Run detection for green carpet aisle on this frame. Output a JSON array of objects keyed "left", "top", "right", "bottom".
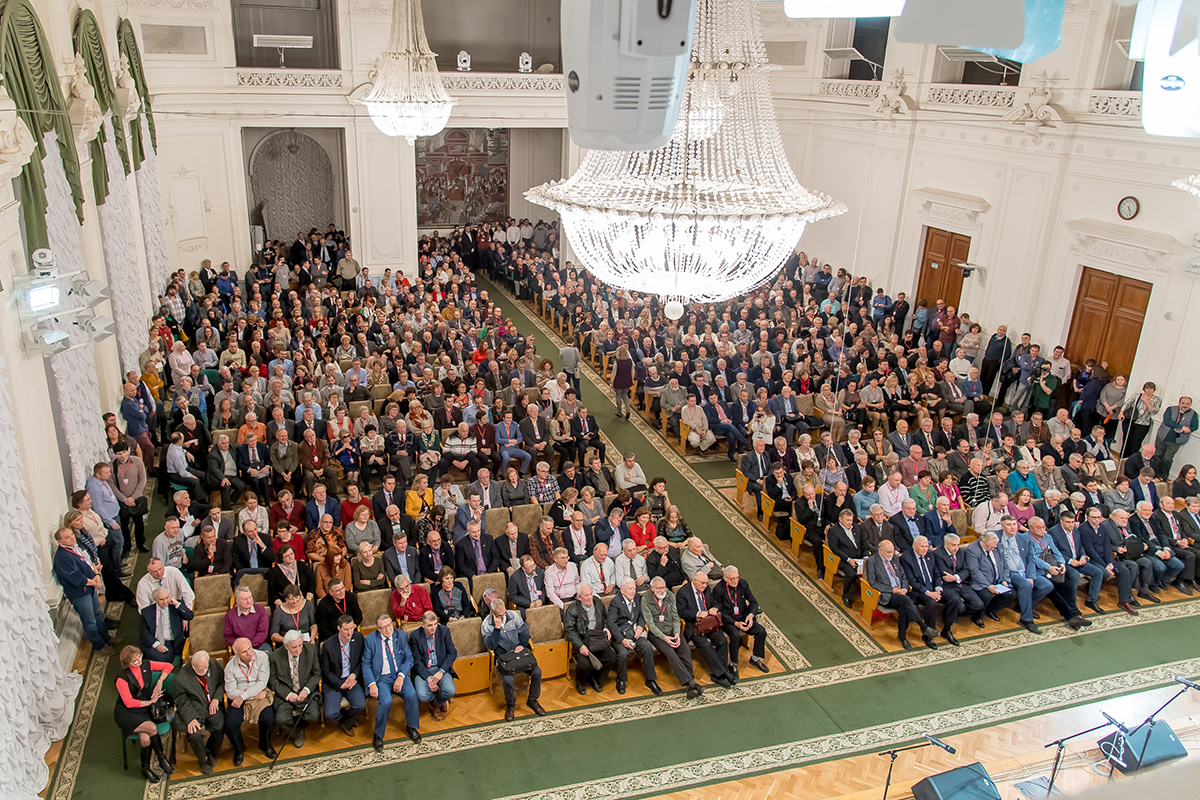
[{"left": 42, "top": 278, "right": 1200, "bottom": 800}]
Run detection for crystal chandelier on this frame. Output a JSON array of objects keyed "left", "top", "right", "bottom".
[
  {"left": 527, "top": 0, "right": 845, "bottom": 314},
  {"left": 361, "top": 0, "right": 455, "bottom": 142},
  {"left": 1173, "top": 174, "right": 1200, "bottom": 197}
]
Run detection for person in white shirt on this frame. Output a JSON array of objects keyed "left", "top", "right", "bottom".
[
  {"left": 948, "top": 348, "right": 973, "bottom": 381},
  {"left": 878, "top": 472, "right": 908, "bottom": 516},
  {"left": 544, "top": 548, "right": 581, "bottom": 608},
  {"left": 545, "top": 373, "right": 569, "bottom": 405},
  {"left": 136, "top": 558, "right": 196, "bottom": 610},
  {"left": 615, "top": 452, "right": 648, "bottom": 492},
  {"left": 613, "top": 539, "right": 648, "bottom": 588},
  {"left": 972, "top": 493, "right": 1009, "bottom": 535},
  {"left": 579, "top": 542, "right": 616, "bottom": 595}
]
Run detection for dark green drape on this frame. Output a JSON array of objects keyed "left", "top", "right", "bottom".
[
  {"left": 117, "top": 18, "right": 155, "bottom": 172},
  {"left": 74, "top": 8, "right": 129, "bottom": 206},
  {"left": 0, "top": 0, "right": 85, "bottom": 251}
]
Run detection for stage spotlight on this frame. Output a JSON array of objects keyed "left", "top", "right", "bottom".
[
  {"left": 27, "top": 323, "right": 70, "bottom": 356},
  {"left": 70, "top": 278, "right": 110, "bottom": 307},
  {"left": 77, "top": 314, "right": 115, "bottom": 342}
]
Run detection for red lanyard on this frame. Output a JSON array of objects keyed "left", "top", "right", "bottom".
[
  {"left": 725, "top": 582, "right": 738, "bottom": 606},
  {"left": 197, "top": 673, "right": 210, "bottom": 702},
  {"left": 334, "top": 597, "right": 346, "bottom": 616}
]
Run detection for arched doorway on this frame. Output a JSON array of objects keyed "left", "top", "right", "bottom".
[{"left": 249, "top": 129, "right": 335, "bottom": 240}]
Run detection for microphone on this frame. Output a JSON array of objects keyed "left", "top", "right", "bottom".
[
  {"left": 1174, "top": 675, "right": 1200, "bottom": 691},
  {"left": 1101, "top": 711, "right": 1130, "bottom": 736},
  {"left": 923, "top": 733, "right": 956, "bottom": 754}
]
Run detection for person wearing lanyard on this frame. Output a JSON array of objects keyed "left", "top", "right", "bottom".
[
  {"left": 319, "top": 615, "right": 366, "bottom": 737},
  {"left": 174, "top": 649, "right": 225, "bottom": 774},
  {"left": 711, "top": 566, "right": 770, "bottom": 675},
  {"left": 409, "top": 611, "right": 457, "bottom": 721},
  {"left": 1027, "top": 517, "right": 1091, "bottom": 630},
  {"left": 864, "top": 540, "right": 938, "bottom": 651},
  {"left": 363, "top": 613, "right": 421, "bottom": 751},
  {"left": 641, "top": 577, "right": 704, "bottom": 699},
  {"left": 51, "top": 526, "right": 113, "bottom": 654},
  {"left": 677, "top": 571, "right": 735, "bottom": 687}
]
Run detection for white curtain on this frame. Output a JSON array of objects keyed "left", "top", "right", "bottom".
[
  {"left": 134, "top": 117, "right": 169, "bottom": 307},
  {"left": 0, "top": 351, "right": 83, "bottom": 798},
  {"left": 98, "top": 118, "right": 148, "bottom": 374},
  {"left": 42, "top": 131, "right": 109, "bottom": 490}
]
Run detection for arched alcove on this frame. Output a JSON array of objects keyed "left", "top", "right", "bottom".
[{"left": 248, "top": 128, "right": 336, "bottom": 240}]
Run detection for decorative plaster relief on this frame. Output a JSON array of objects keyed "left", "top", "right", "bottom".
[
  {"left": 67, "top": 55, "right": 103, "bottom": 147},
  {"left": 441, "top": 73, "right": 564, "bottom": 93},
  {"left": 1087, "top": 93, "right": 1143, "bottom": 117},
  {"left": 914, "top": 187, "right": 991, "bottom": 228},
  {"left": 926, "top": 86, "right": 1016, "bottom": 108},
  {"left": 236, "top": 70, "right": 345, "bottom": 89},
  {"left": 167, "top": 164, "right": 211, "bottom": 254},
  {"left": 0, "top": 77, "right": 35, "bottom": 182},
  {"left": 130, "top": 0, "right": 214, "bottom": 7},
  {"left": 1066, "top": 218, "right": 1180, "bottom": 274},
  {"left": 819, "top": 80, "right": 879, "bottom": 101}
]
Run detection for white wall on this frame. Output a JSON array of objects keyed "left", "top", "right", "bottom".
[{"left": 508, "top": 128, "right": 564, "bottom": 223}]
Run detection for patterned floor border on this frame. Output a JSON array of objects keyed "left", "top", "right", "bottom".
[
  {"left": 491, "top": 284, "right": 881, "bottom": 657},
  {"left": 490, "top": 656, "right": 1200, "bottom": 800},
  {"left": 159, "top": 608, "right": 1200, "bottom": 799}
]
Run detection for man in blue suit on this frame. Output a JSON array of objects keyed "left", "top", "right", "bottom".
[
  {"left": 1026, "top": 517, "right": 1090, "bottom": 630},
  {"left": 1049, "top": 510, "right": 1108, "bottom": 616},
  {"left": 408, "top": 611, "right": 457, "bottom": 720},
  {"left": 964, "top": 530, "right": 1027, "bottom": 629},
  {"left": 304, "top": 484, "right": 340, "bottom": 531},
  {"left": 139, "top": 586, "right": 194, "bottom": 663},
  {"left": 920, "top": 497, "right": 957, "bottom": 549},
  {"left": 704, "top": 391, "right": 747, "bottom": 462},
  {"left": 768, "top": 385, "right": 809, "bottom": 443},
  {"left": 593, "top": 506, "right": 629, "bottom": 550},
  {"left": 996, "top": 517, "right": 1049, "bottom": 634},
  {"left": 363, "top": 613, "right": 421, "bottom": 751}
]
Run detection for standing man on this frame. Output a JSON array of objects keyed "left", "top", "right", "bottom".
[
  {"left": 1155, "top": 397, "right": 1197, "bottom": 480},
  {"left": 52, "top": 526, "right": 113, "bottom": 655}
]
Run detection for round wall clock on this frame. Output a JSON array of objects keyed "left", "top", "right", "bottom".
[{"left": 1118, "top": 196, "right": 1140, "bottom": 220}]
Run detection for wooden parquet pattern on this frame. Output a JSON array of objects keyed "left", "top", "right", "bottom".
[
  {"left": 651, "top": 685, "right": 1200, "bottom": 800},
  {"left": 167, "top": 644, "right": 785, "bottom": 778},
  {"left": 715, "top": 486, "right": 1195, "bottom": 652}
]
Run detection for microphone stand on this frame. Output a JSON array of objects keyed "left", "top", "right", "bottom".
[
  {"left": 878, "top": 740, "right": 935, "bottom": 800},
  {"left": 1043, "top": 721, "right": 1114, "bottom": 796},
  {"left": 1128, "top": 685, "right": 1189, "bottom": 775}
]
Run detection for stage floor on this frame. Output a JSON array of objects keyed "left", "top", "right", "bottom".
[{"left": 649, "top": 683, "right": 1200, "bottom": 800}]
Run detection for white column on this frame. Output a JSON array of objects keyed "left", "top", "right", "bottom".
[{"left": 353, "top": 123, "right": 418, "bottom": 279}]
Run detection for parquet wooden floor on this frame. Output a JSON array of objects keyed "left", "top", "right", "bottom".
[
  {"left": 168, "top": 642, "right": 786, "bottom": 778},
  {"left": 651, "top": 684, "right": 1200, "bottom": 800},
  {"left": 715, "top": 486, "right": 1191, "bottom": 652}
]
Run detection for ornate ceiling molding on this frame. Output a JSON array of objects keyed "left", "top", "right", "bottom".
[
  {"left": 441, "top": 73, "right": 564, "bottom": 93},
  {"left": 129, "top": 0, "right": 215, "bottom": 8},
  {"left": 349, "top": 0, "right": 392, "bottom": 13},
  {"left": 914, "top": 187, "right": 991, "bottom": 228},
  {"left": 1066, "top": 218, "right": 1180, "bottom": 274},
  {"left": 236, "top": 70, "right": 345, "bottom": 89}
]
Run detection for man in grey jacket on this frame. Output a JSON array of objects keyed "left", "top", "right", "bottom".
[{"left": 865, "top": 539, "right": 938, "bottom": 650}]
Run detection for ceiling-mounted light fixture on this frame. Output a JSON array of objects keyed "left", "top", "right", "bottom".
[{"left": 360, "top": 0, "right": 456, "bottom": 142}]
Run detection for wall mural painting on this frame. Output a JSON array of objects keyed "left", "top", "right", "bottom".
[{"left": 416, "top": 128, "right": 508, "bottom": 227}]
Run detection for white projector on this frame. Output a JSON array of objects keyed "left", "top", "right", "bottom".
[{"left": 562, "top": 0, "right": 698, "bottom": 151}]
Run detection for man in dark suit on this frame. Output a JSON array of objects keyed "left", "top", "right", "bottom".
[
  {"left": 519, "top": 404, "right": 553, "bottom": 465},
  {"left": 964, "top": 531, "right": 1024, "bottom": 625},
  {"left": 235, "top": 433, "right": 271, "bottom": 501},
  {"left": 1032, "top": 489, "right": 1065, "bottom": 529},
  {"left": 270, "top": 428, "right": 300, "bottom": 495},
  {"left": 139, "top": 587, "right": 194, "bottom": 663},
  {"left": 823, "top": 482, "right": 856, "bottom": 526},
  {"left": 267, "top": 632, "right": 321, "bottom": 748},
  {"left": 455, "top": 521, "right": 499, "bottom": 581},
  {"left": 710, "top": 566, "right": 769, "bottom": 675},
  {"left": 372, "top": 475, "right": 403, "bottom": 523},
  {"left": 192, "top": 524, "right": 234, "bottom": 577},
  {"left": 645, "top": 537, "right": 686, "bottom": 588},
  {"left": 319, "top": 615, "right": 367, "bottom": 735},
  {"left": 419, "top": 529, "right": 456, "bottom": 582},
  {"left": 493, "top": 522, "right": 532, "bottom": 576},
  {"left": 571, "top": 407, "right": 606, "bottom": 464},
  {"left": 468, "top": 470, "right": 504, "bottom": 508},
  {"left": 383, "top": 531, "right": 421, "bottom": 585},
  {"left": 739, "top": 439, "right": 771, "bottom": 519},
  {"left": 231, "top": 521, "right": 275, "bottom": 579},
  {"left": 408, "top": 611, "right": 458, "bottom": 719},
  {"left": 933, "top": 534, "right": 982, "bottom": 631},
  {"left": 865, "top": 539, "right": 938, "bottom": 650},
  {"left": 888, "top": 501, "right": 923, "bottom": 553},
  {"left": 1151, "top": 497, "right": 1199, "bottom": 593},
  {"left": 901, "top": 535, "right": 961, "bottom": 646},
  {"left": 315, "top": 580, "right": 362, "bottom": 641},
  {"left": 767, "top": 436, "right": 801, "bottom": 473},
  {"left": 827, "top": 509, "right": 869, "bottom": 607},
  {"left": 606, "top": 580, "right": 662, "bottom": 694},
  {"left": 1048, "top": 511, "right": 1109, "bottom": 615},
  {"left": 1085, "top": 509, "right": 1137, "bottom": 615},
  {"left": 856, "top": 505, "right": 893, "bottom": 554},
  {"left": 207, "top": 435, "right": 246, "bottom": 510},
  {"left": 675, "top": 570, "right": 734, "bottom": 686},
  {"left": 764, "top": 463, "right": 795, "bottom": 541},
  {"left": 507, "top": 555, "right": 547, "bottom": 613},
  {"left": 173, "top": 649, "right": 225, "bottom": 774},
  {"left": 921, "top": 498, "right": 957, "bottom": 549}
]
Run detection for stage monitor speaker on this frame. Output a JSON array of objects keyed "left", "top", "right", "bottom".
[
  {"left": 1098, "top": 722, "right": 1188, "bottom": 774},
  {"left": 911, "top": 762, "right": 1002, "bottom": 800}
]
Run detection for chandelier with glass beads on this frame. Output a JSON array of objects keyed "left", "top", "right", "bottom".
[
  {"left": 1174, "top": 174, "right": 1200, "bottom": 197},
  {"left": 361, "top": 0, "right": 455, "bottom": 142},
  {"left": 526, "top": 0, "right": 845, "bottom": 317}
]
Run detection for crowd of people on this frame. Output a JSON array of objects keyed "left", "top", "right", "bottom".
[
  {"left": 53, "top": 221, "right": 780, "bottom": 784},
  {"left": 509, "top": 245, "right": 1200, "bottom": 653}
]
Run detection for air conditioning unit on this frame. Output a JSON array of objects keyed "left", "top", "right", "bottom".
[{"left": 253, "top": 34, "right": 314, "bottom": 68}]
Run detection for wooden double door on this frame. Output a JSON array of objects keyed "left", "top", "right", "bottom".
[
  {"left": 1065, "top": 267, "right": 1151, "bottom": 378},
  {"left": 915, "top": 227, "right": 970, "bottom": 310}
]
